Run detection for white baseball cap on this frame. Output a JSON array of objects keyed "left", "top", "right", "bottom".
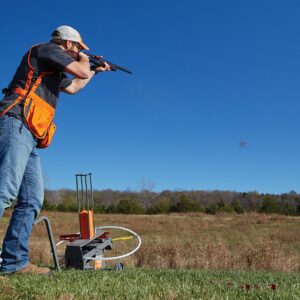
[{"left": 52, "top": 25, "right": 89, "bottom": 50}]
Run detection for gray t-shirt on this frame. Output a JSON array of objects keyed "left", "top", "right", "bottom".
[{"left": 0, "top": 42, "right": 75, "bottom": 119}]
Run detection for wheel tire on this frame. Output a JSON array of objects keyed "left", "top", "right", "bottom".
[{"left": 115, "top": 262, "right": 124, "bottom": 271}]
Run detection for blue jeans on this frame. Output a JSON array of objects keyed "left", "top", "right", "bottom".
[{"left": 0, "top": 115, "right": 44, "bottom": 273}]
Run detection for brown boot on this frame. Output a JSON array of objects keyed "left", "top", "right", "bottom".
[{"left": 13, "top": 263, "right": 50, "bottom": 275}]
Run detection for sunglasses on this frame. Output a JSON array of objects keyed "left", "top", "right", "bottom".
[{"left": 72, "top": 41, "right": 83, "bottom": 50}]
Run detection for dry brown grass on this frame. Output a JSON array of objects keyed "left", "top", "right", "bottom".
[{"left": 0, "top": 212, "right": 299, "bottom": 272}]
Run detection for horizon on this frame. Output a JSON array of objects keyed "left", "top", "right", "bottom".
[{"left": 44, "top": 184, "right": 299, "bottom": 196}]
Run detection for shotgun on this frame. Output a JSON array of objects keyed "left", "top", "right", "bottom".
[{"left": 86, "top": 53, "right": 132, "bottom": 75}]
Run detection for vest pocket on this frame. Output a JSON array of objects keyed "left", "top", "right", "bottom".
[
  {"left": 36, "top": 122, "right": 56, "bottom": 149},
  {"left": 23, "top": 91, "right": 55, "bottom": 139}
]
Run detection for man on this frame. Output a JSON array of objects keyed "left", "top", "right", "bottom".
[{"left": 0, "top": 25, "right": 110, "bottom": 275}]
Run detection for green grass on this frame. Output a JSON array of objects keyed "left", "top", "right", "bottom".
[{"left": 1, "top": 268, "right": 299, "bottom": 299}]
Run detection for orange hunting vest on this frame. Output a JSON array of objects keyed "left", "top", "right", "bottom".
[{"left": 0, "top": 45, "right": 56, "bottom": 148}]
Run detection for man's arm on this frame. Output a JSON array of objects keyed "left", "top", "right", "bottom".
[
  {"left": 63, "top": 52, "right": 90, "bottom": 79},
  {"left": 61, "top": 70, "right": 96, "bottom": 94},
  {"left": 61, "top": 61, "right": 111, "bottom": 94}
]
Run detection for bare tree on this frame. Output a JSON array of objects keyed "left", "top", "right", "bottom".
[
  {"left": 138, "top": 178, "right": 156, "bottom": 210},
  {"left": 43, "top": 173, "right": 50, "bottom": 189}
]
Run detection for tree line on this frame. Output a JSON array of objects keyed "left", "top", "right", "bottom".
[{"left": 43, "top": 189, "right": 300, "bottom": 215}]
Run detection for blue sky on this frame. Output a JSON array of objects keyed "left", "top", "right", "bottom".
[{"left": 1, "top": 1, "right": 300, "bottom": 193}]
